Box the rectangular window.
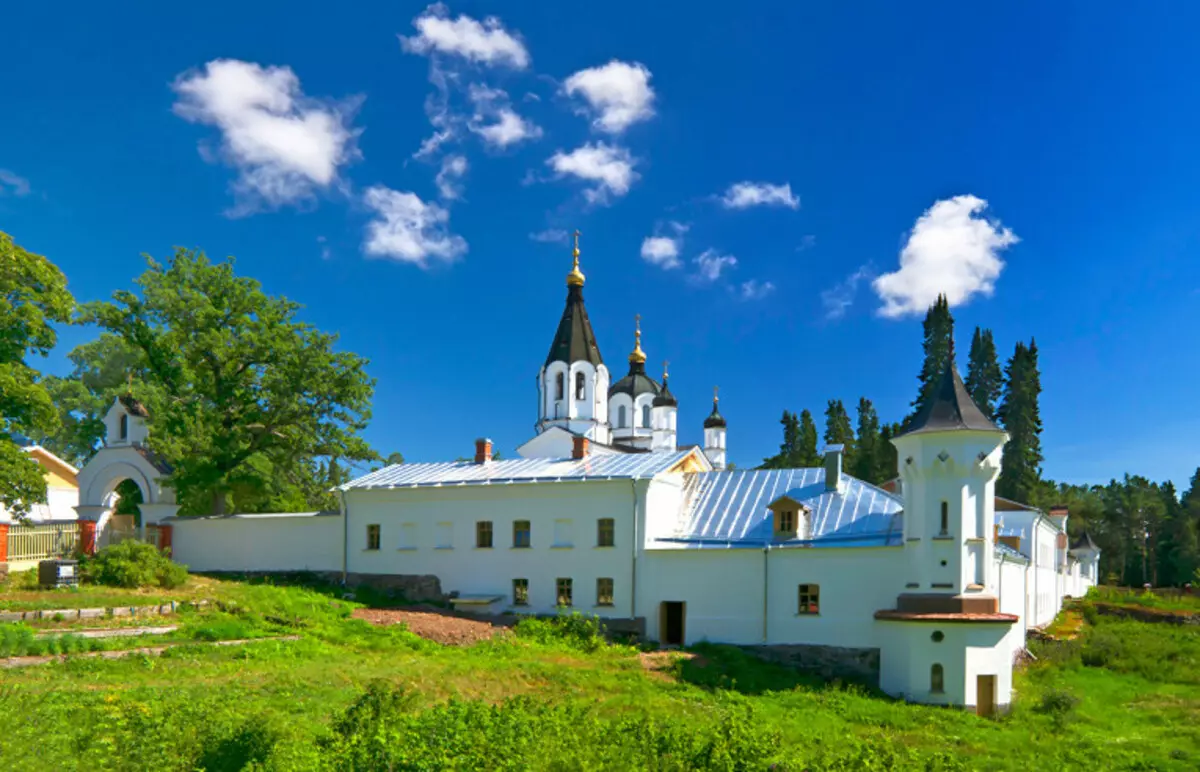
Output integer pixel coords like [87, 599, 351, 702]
[556, 577, 573, 607]
[597, 518, 615, 547]
[797, 583, 820, 615]
[939, 501, 949, 535]
[512, 578, 529, 607]
[399, 523, 417, 550]
[778, 510, 796, 533]
[435, 522, 453, 549]
[596, 577, 614, 607]
[553, 518, 573, 548]
[513, 520, 531, 548]
[476, 520, 493, 548]
[366, 524, 381, 551]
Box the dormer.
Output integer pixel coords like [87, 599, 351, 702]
[103, 395, 150, 447]
[767, 494, 811, 541]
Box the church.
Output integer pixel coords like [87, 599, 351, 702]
[60, 238, 1100, 716]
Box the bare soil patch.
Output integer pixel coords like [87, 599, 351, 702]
[638, 649, 707, 680]
[352, 606, 513, 646]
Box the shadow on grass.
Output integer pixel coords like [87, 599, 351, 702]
[193, 571, 444, 611]
[671, 642, 886, 698]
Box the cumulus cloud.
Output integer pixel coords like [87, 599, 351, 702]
[739, 279, 776, 301]
[172, 59, 361, 214]
[641, 237, 681, 269]
[529, 229, 569, 244]
[563, 60, 655, 134]
[466, 84, 541, 149]
[720, 181, 799, 210]
[821, 266, 872, 320]
[546, 142, 638, 204]
[362, 186, 467, 267]
[400, 4, 530, 69]
[0, 169, 31, 196]
[873, 195, 1018, 318]
[693, 249, 738, 282]
[435, 154, 468, 200]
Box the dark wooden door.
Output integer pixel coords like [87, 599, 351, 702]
[977, 675, 996, 717]
[661, 601, 685, 646]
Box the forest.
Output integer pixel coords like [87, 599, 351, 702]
[3, 230, 1198, 588]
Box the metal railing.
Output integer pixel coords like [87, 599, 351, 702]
[8, 523, 79, 562]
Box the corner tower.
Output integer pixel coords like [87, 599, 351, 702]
[536, 232, 611, 443]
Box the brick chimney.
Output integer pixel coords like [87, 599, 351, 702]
[571, 435, 590, 460]
[474, 438, 493, 464]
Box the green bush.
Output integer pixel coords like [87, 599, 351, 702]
[1035, 688, 1080, 731]
[514, 610, 606, 652]
[82, 540, 189, 589]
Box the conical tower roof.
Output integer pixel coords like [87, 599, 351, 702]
[902, 348, 1001, 436]
[544, 233, 604, 368]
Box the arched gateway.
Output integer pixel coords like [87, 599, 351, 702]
[74, 396, 178, 552]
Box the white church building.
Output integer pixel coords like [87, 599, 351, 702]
[46, 239, 1099, 716]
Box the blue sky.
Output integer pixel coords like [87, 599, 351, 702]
[2, 2, 1198, 486]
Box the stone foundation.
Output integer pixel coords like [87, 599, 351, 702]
[741, 643, 880, 686]
[343, 572, 445, 602]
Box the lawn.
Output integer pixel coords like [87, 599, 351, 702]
[0, 572, 1196, 771]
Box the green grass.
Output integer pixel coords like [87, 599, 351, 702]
[1085, 586, 1200, 615]
[0, 576, 1196, 770]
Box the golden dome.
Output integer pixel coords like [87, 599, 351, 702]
[566, 230, 585, 287]
[628, 314, 647, 364]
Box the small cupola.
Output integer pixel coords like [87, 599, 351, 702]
[103, 389, 150, 447]
[652, 365, 677, 408]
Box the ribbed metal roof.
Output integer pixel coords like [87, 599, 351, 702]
[342, 449, 695, 490]
[995, 541, 1029, 562]
[658, 468, 903, 549]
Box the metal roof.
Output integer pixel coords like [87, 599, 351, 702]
[545, 285, 604, 367]
[995, 541, 1029, 562]
[902, 359, 1001, 436]
[342, 449, 695, 490]
[657, 468, 904, 549]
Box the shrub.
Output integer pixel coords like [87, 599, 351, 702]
[514, 611, 606, 652]
[1035, 688, 1080, 731]
[82, 540, 189, 589]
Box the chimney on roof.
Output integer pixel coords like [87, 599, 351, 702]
[572, 435, 590, 460]
[474, 438, 493, 464]
[823, 445, 844, 492]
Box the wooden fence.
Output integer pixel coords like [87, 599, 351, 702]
[7, 522, 79, 565]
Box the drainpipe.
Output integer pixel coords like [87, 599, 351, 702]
[630, 480, 638, 623]
[758, 547, 768, 643]
[339, 488, 349, 586]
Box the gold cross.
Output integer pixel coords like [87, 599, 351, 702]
[572, 229, 581, 257]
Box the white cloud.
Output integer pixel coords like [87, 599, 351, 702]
[172, 59, 361, 213]
[529, 229, 569, 244]
[401, 4, 530, 69]
[821, 266, 872, 320]
[693, 249, 738, 282]
[563, 60, 655, 134]
[546, 142, 638, 204]
[0, 169, 31, 196]
[466, 85, 541, 148]
[435, 154, 468, 200]
[873, 195, 1018, 318]
[317, 235, 332, 261]
[641, 237, 681, 269]
[413, 62, 458, 160]
[362, 186, 467, 267]
[720, 181, 800, 210]
[739, 280, 776, 301]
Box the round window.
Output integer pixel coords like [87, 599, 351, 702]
[931, 631, 945, 643]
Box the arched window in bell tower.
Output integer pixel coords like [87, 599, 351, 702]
[641, 404, 651, 428]
[555, 372, 564, 400]
[119, 414, 129, 441]
[617, 405, 627, 428]
[575, 372, 585, 400]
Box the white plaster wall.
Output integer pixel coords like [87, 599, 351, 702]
[637, 548, 764, 644]
[880, 622, 1014, 708]
[170, 514, 342, 572]
[344, 480, 641, 617]
[765, 547, 906, 647]
[995, 558, 1029, 639]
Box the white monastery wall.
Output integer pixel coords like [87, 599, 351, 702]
[637, 548, 764, 644]
[169, 513, 342, 573]
[344, 480, 641, 617]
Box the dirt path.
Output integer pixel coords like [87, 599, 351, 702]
[352, 607, 512, 646]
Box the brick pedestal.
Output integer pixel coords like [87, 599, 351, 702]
[79, 520, 98, 556]
[0, 522, 9, 564]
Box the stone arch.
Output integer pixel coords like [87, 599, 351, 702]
[79, 456, 165, 508]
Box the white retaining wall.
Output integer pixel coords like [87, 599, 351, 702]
[168, 513, 342, 573]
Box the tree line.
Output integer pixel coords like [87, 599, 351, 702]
[759, 293, 1200, 587]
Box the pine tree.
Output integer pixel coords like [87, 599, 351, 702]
[796, 409, 821, 467]
[852, 398, 880, 482]
[965, 327, 1003, 420]
[905, 295, 955, 428]
[823, 399, 856, 468]
[997, 339, 1044, 503]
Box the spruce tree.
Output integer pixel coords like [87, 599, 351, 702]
[907, 294, 955, 427]
[797, 409, 821, 467]
[997, 339, 1044, 503]
[823, 399, 856, 468]
[965, 327, 1003, 420]
[877, 423, 900, 483]
[852, 398, 881, 482]
[761, 410, 801, 468]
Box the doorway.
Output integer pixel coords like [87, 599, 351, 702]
[976, 675, 997, 717]
[660, 601, 686, 646]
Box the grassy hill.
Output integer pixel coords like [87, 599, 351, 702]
[0, 574, 1196, 771]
